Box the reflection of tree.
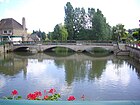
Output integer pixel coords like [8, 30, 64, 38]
[111, 58, 124, 69]
[44, 48, 75, 57]
[64, 60, 75, 85]
[125, 59, 140, 79]
[64, 60, 90, 85]
[111, 56, 140, 79]
[64, 59, 106, 85]
[52, 59, 81, 86]
[88, 60, 107, 80]
[0, 54, 27, 76]
[54, 60, 65, 68]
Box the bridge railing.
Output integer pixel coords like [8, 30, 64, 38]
[10, 40, 113, 46]
[127, 43, 140, 49]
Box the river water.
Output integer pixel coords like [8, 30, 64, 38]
[0, 52, 140, 101]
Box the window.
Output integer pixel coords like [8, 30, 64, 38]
[3, 30, 7, 34]
[3, 30, 12, 34]
[9, 30, 12, 33]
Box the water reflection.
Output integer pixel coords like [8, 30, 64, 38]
[104, 61, 130, 86]
[0, 53, 27, 76]
[126, 59, 140, 79]
[0, 52, 140, 100]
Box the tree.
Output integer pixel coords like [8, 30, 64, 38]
[64, 2, 112, 40]
[132, 28, 140, 41]
[59, 25, 68, 41]
[73, 7, 87, 40]
[138, 28, 140, 40]
[78, 7, 88, 39]
[48, 24, 68, 41]
[112, 24, 126, 42]
[64, 2, 75, 40]
[133, 31, 139, 40]
[91, 9, 112, 40]
[104, 23, 112, 40]
[92, 9, 103, 40]
[41, 32, 47, 41]
[53, 24, 61, 40]
[73, 7, 81, 39]
[112, 26, 118, 41]
[47, 32, 53, 41]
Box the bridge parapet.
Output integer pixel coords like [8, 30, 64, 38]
[12, 43, 115, 53]
[126, 44, 140, 62]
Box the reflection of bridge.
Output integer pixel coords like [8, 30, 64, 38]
[13, 53, 115, 60]
[11, 43, 118, 53]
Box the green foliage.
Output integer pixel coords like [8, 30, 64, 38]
[127, 28, 140, 42]
[44, 94, 61, 101]
[60, 25, 68, 41]
[17, 96, 22, 100]
[47, 2, 112, 41]
[47, 32, 53, 41]
[48, 24, 68, 41]
[4, 89, 61, 101]
[64, 2, 112, 40]
[53, 24, 61, 40]
[3, 96, 22, 100]
[133, 31, 139, 39]
[92, 9, 107, 40]
[64, 2, 75, 40]
[47, 2, 140, 42]
[112, 24, 126, 41]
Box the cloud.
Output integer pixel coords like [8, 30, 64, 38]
[69, 0, 140, 29]
[1, 0, 140, 33]
[2, 0, 66, 32]
[0, 0, 5, 3]
[0, 0, 9, 3]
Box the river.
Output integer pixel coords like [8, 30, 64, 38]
[0, 52, 140, 101]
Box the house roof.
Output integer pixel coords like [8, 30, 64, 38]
[0, 18, 24, 30]
[30, 33, 40, 40]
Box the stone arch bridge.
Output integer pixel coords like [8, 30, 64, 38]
[9, 43, 122, 53]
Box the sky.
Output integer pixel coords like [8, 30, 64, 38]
[0, 0, 140, 33]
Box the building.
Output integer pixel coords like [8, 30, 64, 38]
[27, 33, 40, 42]
[0, 17, 28, 43]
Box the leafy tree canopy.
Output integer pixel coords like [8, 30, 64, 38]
[47, 24, 68, 41]
[64, 2, 112, 40]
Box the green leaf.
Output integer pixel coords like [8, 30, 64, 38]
[16, 96, 22, 100]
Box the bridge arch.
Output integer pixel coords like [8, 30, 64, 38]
[43, 46, 76, 52]
[42, 45, 114, 53]
[13, 47, 30, 52]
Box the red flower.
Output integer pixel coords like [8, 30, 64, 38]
[11, 90, 18, 96]
[34, 91, 42, 97]
[137, 43, 140, 47]
[67, 95, 76, 101]
[48, 88, 56, 94]
[81, 94, 85, 101]
[44, 95, 49, 100]
[27, 93, 37, 100]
